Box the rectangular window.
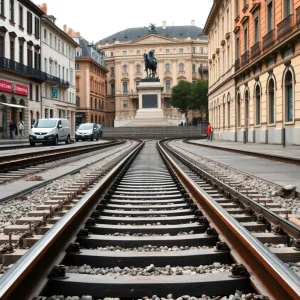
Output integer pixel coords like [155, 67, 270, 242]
[200, 47, 203, 54]
[0, 0, 4, 16]
[44, 58, 47, 72]
[179, 48, 184, 53]
[267, 1, 273, 32]
[29, 83, 33, 99]
[235, 0, 239, 17]
[123, 100, 128, 109]
[19, 5, 23, 27]
[27, 49, 32, 67]
[49, 60, 52, 74]
[44, 29, 47, 41]
[49, 33, 52, 47]
[61, 41, 64, 54]
[58, 65, 60, 78]
[110, 51, 113, 56]
[236, 37, 240, 58]
[54, 36, 57, 49]
[27, 11, 32, 34]
[192, 64, 196, 73]
[136, 50, 141, 55]
[66, 69, 69, 81]
[70, 70, 73, 84]
[35, 85, 39, 101]
[192, 47, 195, 53]
[9, 0, 14, 22]
[165, 49, 170, 53]
[10, 39, 14, 60]
[254, 17, 259, 43]
[122, 50, 127, 55]
[75, 63, 79, 69]
[283, 0, 291, 18]
[244, 28, 248, 51]
[19, 43, 23, 64]
[111, 83, 115, 95]
[58, 39, 60, 52]
[62, 67, 65, 80]
[35, 17, 40, 38]
[123, 82, 128, 94]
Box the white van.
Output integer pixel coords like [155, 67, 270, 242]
[29, 118, 71, 146]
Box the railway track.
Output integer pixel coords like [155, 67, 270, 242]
[0, 140, 298, 300]
[0, 140, 124, 184]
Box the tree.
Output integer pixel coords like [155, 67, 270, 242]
[170, 80, 194, 119]
[191, 80, 208, 120]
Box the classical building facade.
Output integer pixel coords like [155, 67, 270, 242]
[0, 0, 44, 137]
[204, 0, 236, 141]
[233, 0, 300, 145]
[207, 0, 300, 145]
[97, 22, 208, 127]
[67, 28, 109, 127]
[39, 6, 78, 136]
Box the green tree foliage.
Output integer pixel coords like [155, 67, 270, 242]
[171, 80, 208, 119]
[170, 80, 194, 117]
[192, 80, 208, 119]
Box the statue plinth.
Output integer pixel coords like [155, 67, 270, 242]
[141, 77, 160, 83]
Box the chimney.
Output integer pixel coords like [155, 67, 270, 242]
[63, 24, 67, 33]
[162, 21, 166, 29]
[38, 3, 47, 14]
[191, 20, 195, 26]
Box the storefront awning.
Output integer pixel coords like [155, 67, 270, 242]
[0, 102, 28, 109]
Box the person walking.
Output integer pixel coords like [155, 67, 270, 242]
[206, 123, 212, 141]
[9, 120, 17, 140]
[18, 120, 26, 139]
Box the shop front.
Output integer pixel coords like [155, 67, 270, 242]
[0, 79, 28, 138]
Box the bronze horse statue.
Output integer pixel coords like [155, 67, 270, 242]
[144, 50, 157, 78]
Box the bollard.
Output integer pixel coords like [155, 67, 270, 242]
[282, 127, 286, 148]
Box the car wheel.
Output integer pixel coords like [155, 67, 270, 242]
[65, 135, 70, 144]
[96, 136, 99, 141]
[75, 138, 79, 142]
[53, 135, 58, 145]
[30, 142, 35, 147]
[90, 136, 93, 141]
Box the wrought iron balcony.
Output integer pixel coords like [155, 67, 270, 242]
[235, 58, 240, 71]
[0, 57, 45, 82]
[262, 29, 275, 51]
[251, 41, 261, 59]
[45, 73, 69, 88]
[277, 14, 293, 40]
[241, 51, 249, 66]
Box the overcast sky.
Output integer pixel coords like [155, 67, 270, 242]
[33, 0, 213, 42]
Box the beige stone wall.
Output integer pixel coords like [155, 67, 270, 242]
[98, 34, 208, 125]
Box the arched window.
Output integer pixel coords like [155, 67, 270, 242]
[166, 80, 171, 91]
[227, 94, 230, 128]
[237, 93, 241, 127]
[90, 97, 93, 109]
[255, 85, 261, 125]
[268, 79, 275, 124]
[245, 90, 249, 128]
[111, 67, 114, 76]
[285, 70, 293, 122]
[166, 63, 170, 72]
[136, 64, 141, 74]
[36, 111, 40, 121]
[122, 65, 127, 73]
[179, 63, 184, 72]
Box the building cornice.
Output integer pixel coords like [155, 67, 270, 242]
[203, 0, 222, 35]
[75, 56, 109, 73]
[19, 0, 45, 17]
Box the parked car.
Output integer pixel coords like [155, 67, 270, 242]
[76, 123, 99, 141]
[96, 124, 103, 138]
[29, 118, 70, 146]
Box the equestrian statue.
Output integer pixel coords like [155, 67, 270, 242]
[144, 49, 157, 78]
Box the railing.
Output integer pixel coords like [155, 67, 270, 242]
[0, 57, 45, 82]
[251, 41, 261, 59]
[277, 14, 293, 40]
[296, 7, 300, 26]
[262, 29, 275, 51]
[241, 51, 249, 65]
[45, 73, 69, 88]
[235, 58, 240, 71]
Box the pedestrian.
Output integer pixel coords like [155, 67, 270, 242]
[9, 120, 17, 140]
[181, 121, 183, 126]
[206, 122, 212, 141]
[18, 120, 26, 139]
[210, 125, 214, 141]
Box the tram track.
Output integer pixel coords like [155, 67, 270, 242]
[0, 140, 298, 299]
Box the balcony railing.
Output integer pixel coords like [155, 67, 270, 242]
[241, 51, 249, 65]
[45, 73, 69, 88]
[0, 57, 45, 82]
[235, 58, 240, 71]
[262, 29, 275, 51]
[251, 41, 261, 59]
[297, 7, 300, 26]
[277, 14, 293, 40]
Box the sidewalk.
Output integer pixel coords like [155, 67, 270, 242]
[0, 138, 29, 146]
[189, 139, 300, 160]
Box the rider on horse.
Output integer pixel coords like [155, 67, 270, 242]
[144, 49, 157, 78]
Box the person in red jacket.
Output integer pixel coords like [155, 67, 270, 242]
[207, 123, 213, 141]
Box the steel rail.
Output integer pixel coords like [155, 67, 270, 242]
[184, 139, 300, 166]
[0, 140, 144, 300]
[167, 140, 300, 239]
[0, 140, 124, 172]
[158, 140, 300, 300]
